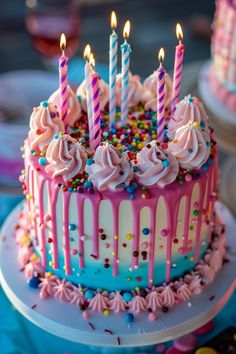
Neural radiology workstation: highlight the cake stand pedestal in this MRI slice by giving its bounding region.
[0,202,236,352]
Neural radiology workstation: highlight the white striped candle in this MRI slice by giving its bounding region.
[90,70,101,151]
[109,11,118,126]
[171,23,184,116]
[120,20,131,124]
[59,33,68,124]
[157,48,166,143]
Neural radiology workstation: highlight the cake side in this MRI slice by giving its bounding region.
[210,0,236,110]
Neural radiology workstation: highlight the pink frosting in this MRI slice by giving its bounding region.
[108,292,127,312]
[28,102,64,152]
[168,122,211,170]
[46,134,87,181]
[88,291,109,312]
[143,71,172,111]
[197,264,215,285]
[189,275,203,295]
[86,142,134,191]
[24,259,45,278]
[176,283,191,301]
[18,246,33,266]
[39,275,58,299]
[210,67,236,111]
[77,78,109,111]
[209,249,223,273]
[69,285,85,306]
[161,285,176,307]
[168,95,210,138]
[52,278,73,302]
[146,289,163,311]
[128,295,147,313]
[135,141,179,187]
[49,85,81,126]
[116,72,145,107]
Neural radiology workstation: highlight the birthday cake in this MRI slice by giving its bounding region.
[210,0,236,112]
[15,18,226,321]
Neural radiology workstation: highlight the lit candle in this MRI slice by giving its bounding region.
[84,44,93,149]
[171,23,184,116]
[120,20,131,123]
[90,57,101,151]
[59,33,68,123]
[109,11,118,126]
[157,48,166,143]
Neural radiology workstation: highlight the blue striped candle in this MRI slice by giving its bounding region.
[120,20,131,124]
[109,11,118,126]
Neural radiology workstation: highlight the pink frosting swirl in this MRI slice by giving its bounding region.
[146,289,163,311]
[46,134,87,181]
[168,122,211,170]
[135,141,179,187]
[24,259,45,278]
[18,246,33,266]
[29,101,64,152]
[197,264,215,285]
[86,142,134,191]
[143,71,172,111]
[128,295,147,313]
[39,275,58,299]
[116,72,145,107]
[209,249,223,273]
[176,283,191,301]
[49,85,81,126]
[70,285,85,306]
[189,275,203,295]
[88,291,109,312]
[168,95,210,138]
[108,292,127,313]
[52,278,73,302]
[161,285,176,307]
[77,78,109,111]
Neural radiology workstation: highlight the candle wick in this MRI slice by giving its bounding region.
[112,29,116,35]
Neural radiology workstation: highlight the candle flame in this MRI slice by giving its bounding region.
[176,23,183,42]
[123,20,131,39]
[158,48,165,63]
[60,33,66,51]
[90,53,95,68]
[111,11,117,30]
[84,44,91,61]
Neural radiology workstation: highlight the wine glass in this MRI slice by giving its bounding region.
[25,0,81,69]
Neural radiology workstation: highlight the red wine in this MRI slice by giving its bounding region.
[26,13,80,58]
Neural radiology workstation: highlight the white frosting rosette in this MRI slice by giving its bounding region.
[168,122,211,170]
[142,71,172,111]
[49,85,81,126]
[115,72,145,107]
[29,101,64,152]
[46,134,87,181]
[168,95,210,138]
[77,78,109,111]
[134,140,179,187]
[85,142,134,191]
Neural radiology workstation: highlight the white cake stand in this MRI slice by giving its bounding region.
[0,201,236,348]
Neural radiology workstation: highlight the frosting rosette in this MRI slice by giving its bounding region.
[168,122,211,170]
[85,142,134,191]
[142,71,172,111]
[29,101,64,152]
[49,85,81,126]
[46,133,87,181]
[77,78,109,111]
[168,95,210,137]
[134,141,179,187]
[116,72,145,107]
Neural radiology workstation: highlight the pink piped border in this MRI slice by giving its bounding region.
[16,213,227,317]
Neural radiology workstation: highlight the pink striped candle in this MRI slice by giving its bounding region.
[156,48,166,143]
[171,24,184,116]
[90,71,101,151]
[59,33,68,123]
